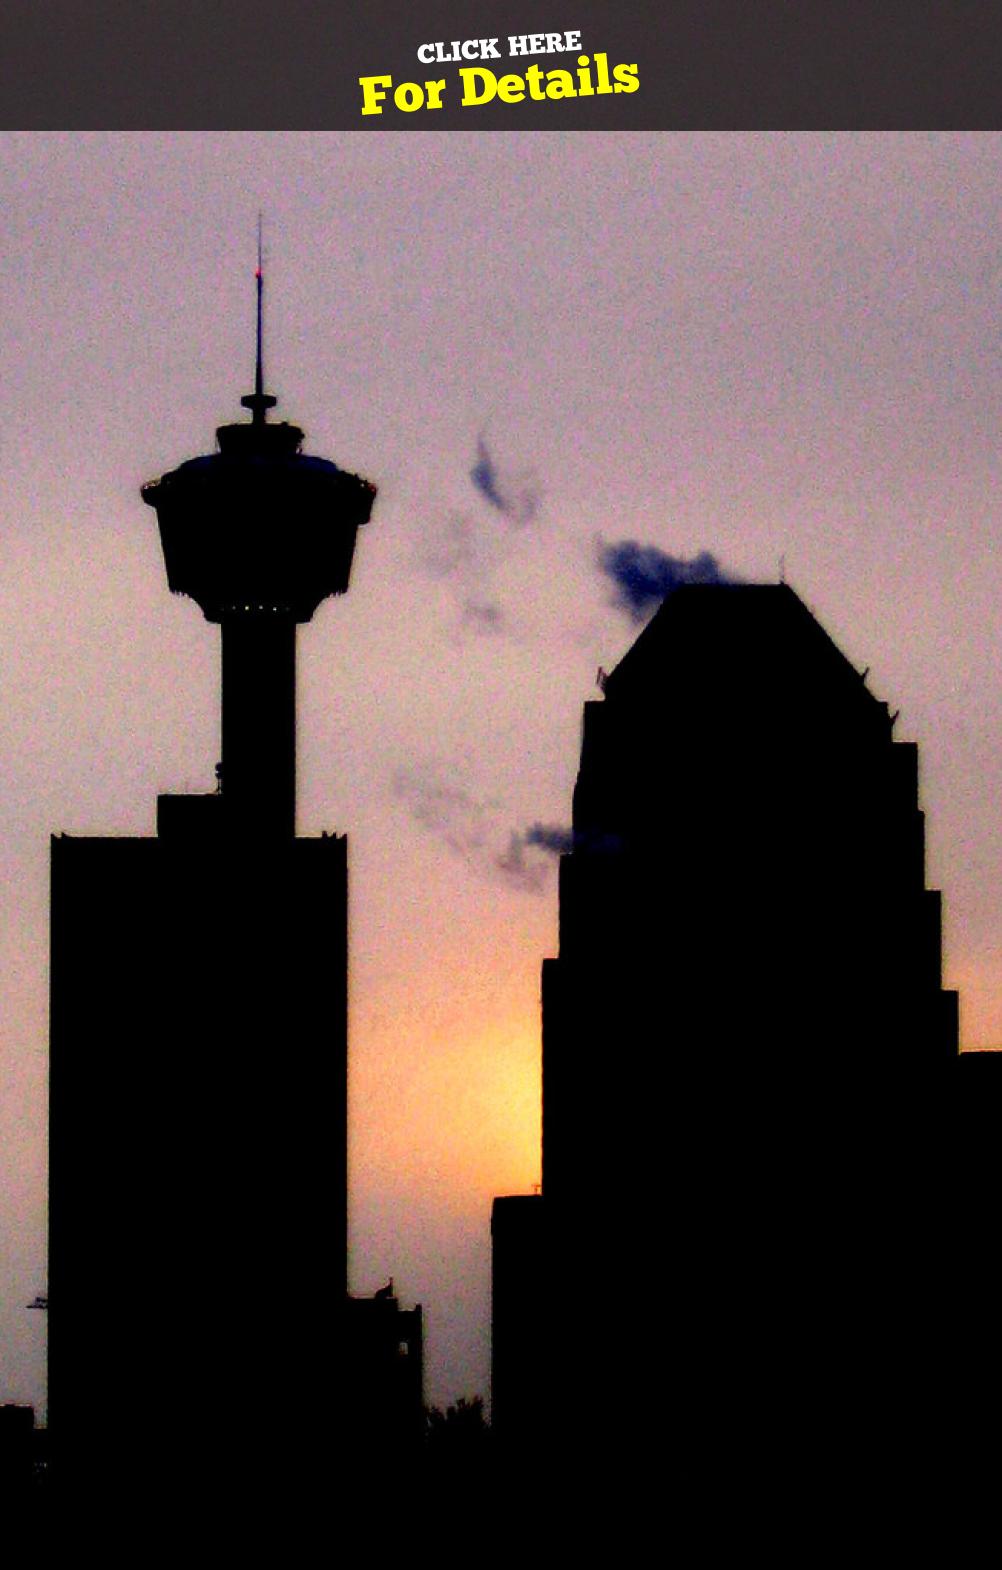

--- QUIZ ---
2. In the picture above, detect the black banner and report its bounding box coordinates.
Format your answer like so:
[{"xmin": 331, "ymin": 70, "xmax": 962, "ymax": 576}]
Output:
[{"xmin": 1, "ymin": 0, "xmax": 999, "ymax": 129}]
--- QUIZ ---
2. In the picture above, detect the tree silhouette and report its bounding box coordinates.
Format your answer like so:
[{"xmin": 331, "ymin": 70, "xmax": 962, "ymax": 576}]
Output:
[{"xmin": 425, "ymin": 1396, "xmax": 491, "ymax": 1466}]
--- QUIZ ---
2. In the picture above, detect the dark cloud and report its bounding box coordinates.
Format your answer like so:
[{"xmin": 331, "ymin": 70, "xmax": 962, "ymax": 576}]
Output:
[
  {"xmin": 493, "ymin": 821, "xmax": 574, "ymax": 893},
  {"xmin": 598, "ymin": 540, "xmax": 734, "ymax": 623},
  {"xmin": 525, "ymin": 822, "xmax": 574, "ymax": 856},
  {"xmin": 470, "ymin": 435, "xmax": 541, "ymax": 525},
  {"xmin": 503, "ymin": 822, "xmax": 629, "ymax": 886},
  {"xmin": 470, "ymin": 435, "xmax": 506, "ymax": 513}
]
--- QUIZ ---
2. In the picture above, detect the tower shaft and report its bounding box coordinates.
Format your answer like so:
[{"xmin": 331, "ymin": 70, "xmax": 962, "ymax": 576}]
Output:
[{"xmin": 221, "ymin": 611, "xmax": 296, "ymax": 835}]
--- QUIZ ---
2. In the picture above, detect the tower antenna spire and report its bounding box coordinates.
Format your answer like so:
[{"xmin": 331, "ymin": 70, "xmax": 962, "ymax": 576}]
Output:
[
  {"xmin": 242, "ymin": 212, "xmax": 277, "ymax": 424},
  {"xmin": 255, "ymin": 212, "xmax": 264, "ymax": 400}
]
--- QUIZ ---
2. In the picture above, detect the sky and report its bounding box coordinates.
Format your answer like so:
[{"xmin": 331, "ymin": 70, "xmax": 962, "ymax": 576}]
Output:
[{"xmin": 1, "ymin": 132, "xmax": 1000, "ymax": 1418}]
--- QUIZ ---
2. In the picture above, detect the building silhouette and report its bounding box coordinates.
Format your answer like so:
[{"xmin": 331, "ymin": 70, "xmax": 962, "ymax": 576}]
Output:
[
  {"xmin": 344, "ymin": 1285, "xmax": 424, "ymax": 1462},
  {"xmin": 0, "ymin": 1404, "xmax": 39, "ymax": 1502},
  {"xmin": 494, "ymin": 582, "xmax": 960, "ymax": 1495},
  {"xmin": 489, "ymin": 1194, "xmax": 544, "ymax": 1447},
  {"xmin": 48, "ymin": 283, "xmax": 379, "ymax": 1508}
]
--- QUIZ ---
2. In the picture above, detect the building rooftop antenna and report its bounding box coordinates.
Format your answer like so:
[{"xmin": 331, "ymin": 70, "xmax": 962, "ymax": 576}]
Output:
[{"xmin": 241, "ymin": 213, "xmax": 277, "ymax": 425}]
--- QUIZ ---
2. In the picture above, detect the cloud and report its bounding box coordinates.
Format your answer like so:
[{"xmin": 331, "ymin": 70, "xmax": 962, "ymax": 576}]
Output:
[
  {"xmin": 470, "ymin": 434, "xmax": 541, "ymax": 525},
  {"xmin": 598, "ymin": 540, "xmax": 734, "ymax": 623},
  {"xmin": 470, "ymin": 437, "xmax": 506, "ymax": 513},
  {"xmin": 462, "ymin": 598, "xmax": 504, "ymax": 634},
  {"xmin": 493, "ymin": 821, "xmax": 575, "ymax": 893},
  {"xmin": 501, "ymin": 823, "xmax": 627, "ymax": 888},
  {"xmin": 392, "ymin": 768, "xmax": 491, "ymax": 860},
  {"xmin": 419, "ymin": 512, "xmax": 478, "ymax": 581},
  {"xmin": 495, "ymin": 832, "xmax": 547, "ymax": 894},
  {"xmin": 394, "ymin": 769, "xmax": 570, "ymax": 895},
  {"xmin": 413, "ymin": 434, "xmax": 544, "ymax": 635},
  {"xmin": 524, "ymin": 822, "xmax": 574, "ymax": 856}
]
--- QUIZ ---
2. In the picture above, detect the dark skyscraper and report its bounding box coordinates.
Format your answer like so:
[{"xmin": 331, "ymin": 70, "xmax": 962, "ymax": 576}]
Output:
[
  {"xmin": 543, "ymin": 582, "xmax": 956, "ymax": 1203},
  {"xmin": 494, "ymin": 582, "xmax": 960, "ymax": 1491},
  {"xmin": 48, "ymin": 278, "xmax": 375, "ymax": 1506}
]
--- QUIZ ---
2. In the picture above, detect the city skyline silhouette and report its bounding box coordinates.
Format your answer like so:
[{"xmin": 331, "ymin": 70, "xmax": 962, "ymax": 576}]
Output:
[{"xmin": 1, "ymin": 133, "xmax": 1000, "ymax": 1427}]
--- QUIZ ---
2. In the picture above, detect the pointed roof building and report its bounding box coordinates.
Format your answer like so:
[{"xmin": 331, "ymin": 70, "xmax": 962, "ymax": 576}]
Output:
[{"xmin": 495, "ymin": 579, "xmax": 959, "ymax": 1500}]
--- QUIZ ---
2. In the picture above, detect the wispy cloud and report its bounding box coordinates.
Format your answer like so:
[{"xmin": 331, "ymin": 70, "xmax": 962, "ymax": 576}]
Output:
[
  {"xmin": 470, "ymin": 434, "xmax": 541, "ymax": 524},
  {"xmin": 414, "ymin": 434, "xmax": 544, "ymax": 635},
  {"xmin": 393, "ymin": 767, "xmax": 491, "ymax": 860},
  {"xmin": 495, "ymin": 831, "xmax": 547, "ymax": 894},
  {"xmin": 419, "ymin": 511, "xmax": 478, "ymax": 581},
  {"xmin": 394, "ymin": 768, "xmax": 572, "ymax": 895},
  {"xmin": 462, "ymin": 597, "xmax": 504, "ymax": 633}
]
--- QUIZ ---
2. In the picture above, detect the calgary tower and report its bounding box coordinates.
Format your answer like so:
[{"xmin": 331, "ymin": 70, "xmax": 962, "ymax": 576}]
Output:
[{"xmin": 49, "ymin": 242, "xmax": 375, "ymax": 1511}]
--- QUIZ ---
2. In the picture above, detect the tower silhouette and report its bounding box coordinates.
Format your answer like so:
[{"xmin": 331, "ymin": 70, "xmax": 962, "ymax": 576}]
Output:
[
  {"xmin": 49, "ymin": 265, "xmax": 375, "ymax": 1510},
  {"xmin": 494, "ymin": 582, "xmax": 960, "ymax": 1506}
]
